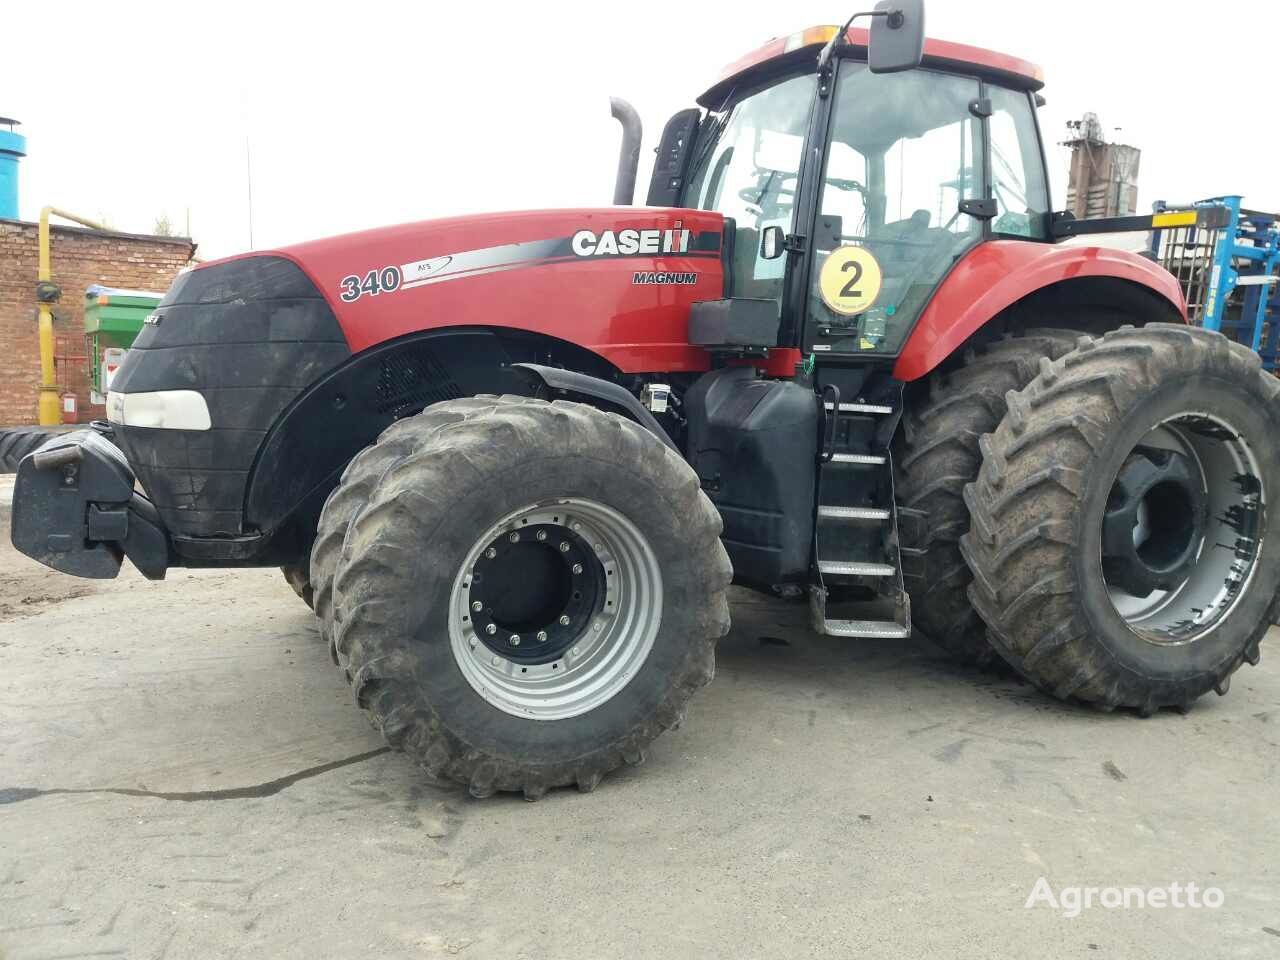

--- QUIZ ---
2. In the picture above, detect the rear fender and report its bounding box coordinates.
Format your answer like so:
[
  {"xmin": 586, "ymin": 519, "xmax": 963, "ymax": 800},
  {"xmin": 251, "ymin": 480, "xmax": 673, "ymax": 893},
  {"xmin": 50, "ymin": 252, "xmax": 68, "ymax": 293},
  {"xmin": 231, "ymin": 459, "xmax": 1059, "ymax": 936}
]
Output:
[{"xmin": 893, "ymin": 241, "xmax": 1187, "ymax": 381}]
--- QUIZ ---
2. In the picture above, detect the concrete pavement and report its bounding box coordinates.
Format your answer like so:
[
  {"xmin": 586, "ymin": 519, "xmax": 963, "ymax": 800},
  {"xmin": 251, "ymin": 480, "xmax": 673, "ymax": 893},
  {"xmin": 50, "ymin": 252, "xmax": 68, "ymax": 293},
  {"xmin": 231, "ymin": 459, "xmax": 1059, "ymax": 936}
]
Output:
[{"xmin": 1, "ymin": 475, "xmax": 1277, "ymax": 959}]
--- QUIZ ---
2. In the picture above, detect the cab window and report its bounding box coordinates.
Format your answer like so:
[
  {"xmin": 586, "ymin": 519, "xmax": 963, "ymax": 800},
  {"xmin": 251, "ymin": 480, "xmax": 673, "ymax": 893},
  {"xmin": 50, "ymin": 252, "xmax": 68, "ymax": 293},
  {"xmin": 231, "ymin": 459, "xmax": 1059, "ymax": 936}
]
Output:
[
  {"xmin": 682, "ymin": 73, "xmax": 817, "ymax": 303},
  {"xmin": 808, "ymin": 65, "xmax": 982, "ymax": 355},
  {"xmin": 987, "ymin": 85, "xmax": 1050, "ymax": 239}
]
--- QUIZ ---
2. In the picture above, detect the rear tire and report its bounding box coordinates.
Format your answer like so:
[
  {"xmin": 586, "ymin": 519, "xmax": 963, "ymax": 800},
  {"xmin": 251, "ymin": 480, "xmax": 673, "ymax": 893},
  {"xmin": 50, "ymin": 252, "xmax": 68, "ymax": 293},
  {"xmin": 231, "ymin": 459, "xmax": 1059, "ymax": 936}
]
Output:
[
  {"xmin": 961, "ymin": 326, "xmax": 1280, "ymax": 712},
  {"xmin": 328, "ymin": 396, "xmax": 731, "ymax": 797},
  {"xmin": 894, "ymin": 329, "xmax": 1078, "ymax": 666}
]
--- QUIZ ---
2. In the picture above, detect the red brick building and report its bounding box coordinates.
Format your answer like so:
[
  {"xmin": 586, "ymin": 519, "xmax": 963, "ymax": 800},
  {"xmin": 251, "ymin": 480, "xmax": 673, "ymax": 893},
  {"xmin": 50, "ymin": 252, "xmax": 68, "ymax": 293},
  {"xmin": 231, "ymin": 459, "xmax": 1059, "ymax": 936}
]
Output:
[{"xmin": 0, "ymin": 219, "xmax": 195, "ymax": 425}]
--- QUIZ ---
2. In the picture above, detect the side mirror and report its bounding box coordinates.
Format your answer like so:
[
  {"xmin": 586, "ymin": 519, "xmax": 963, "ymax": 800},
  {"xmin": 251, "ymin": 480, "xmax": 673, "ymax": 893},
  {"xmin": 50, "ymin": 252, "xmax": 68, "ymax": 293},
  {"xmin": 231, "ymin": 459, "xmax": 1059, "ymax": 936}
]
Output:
[
  {"xmin": 760, "ymin": 225, "xmax": 786, "ymax": 260},
  {"xmin": 869, "ymin": 0, "xmax": 925, "ymax": 74}
]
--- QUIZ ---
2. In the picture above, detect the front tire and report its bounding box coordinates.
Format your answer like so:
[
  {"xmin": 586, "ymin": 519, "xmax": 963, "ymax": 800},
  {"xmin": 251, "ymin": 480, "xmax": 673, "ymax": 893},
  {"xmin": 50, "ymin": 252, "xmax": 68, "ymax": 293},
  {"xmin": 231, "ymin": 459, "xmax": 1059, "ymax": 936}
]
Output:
[
  {"xmin": 329, "ymin": 396, "xmax": 731, "ymax": 797},
  {"xmin": 961, "ymin": 326, "xmax": 1280, "ymax": 712},
  {"xmin": 309, "ymin": 396, "xmax": 524, "ymax": 654}
]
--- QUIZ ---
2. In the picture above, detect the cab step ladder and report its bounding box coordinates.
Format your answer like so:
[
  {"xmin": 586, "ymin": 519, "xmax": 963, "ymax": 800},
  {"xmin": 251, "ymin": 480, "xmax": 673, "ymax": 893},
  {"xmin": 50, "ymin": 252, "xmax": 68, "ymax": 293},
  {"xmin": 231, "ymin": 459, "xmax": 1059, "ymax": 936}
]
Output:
[{"xmin": 811, "ymin": 387, "xmax": 911, "ymax": 639}]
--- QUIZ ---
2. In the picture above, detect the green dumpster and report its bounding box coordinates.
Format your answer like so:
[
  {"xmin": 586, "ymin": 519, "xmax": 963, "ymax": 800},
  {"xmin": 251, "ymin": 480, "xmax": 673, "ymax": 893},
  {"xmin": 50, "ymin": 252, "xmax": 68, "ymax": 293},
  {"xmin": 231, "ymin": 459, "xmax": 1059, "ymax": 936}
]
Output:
[{"xmin": 83, "ymin": 285, "xmax": 163, "ymax": 402}]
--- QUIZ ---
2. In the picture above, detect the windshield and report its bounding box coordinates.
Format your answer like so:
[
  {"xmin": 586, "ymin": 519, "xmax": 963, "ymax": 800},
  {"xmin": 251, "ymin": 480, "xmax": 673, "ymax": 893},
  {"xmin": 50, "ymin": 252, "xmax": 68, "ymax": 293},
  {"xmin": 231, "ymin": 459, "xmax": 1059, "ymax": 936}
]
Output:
[{"xmin": 682, "ymin": 73, "xmax": 817, "ymax": 303}]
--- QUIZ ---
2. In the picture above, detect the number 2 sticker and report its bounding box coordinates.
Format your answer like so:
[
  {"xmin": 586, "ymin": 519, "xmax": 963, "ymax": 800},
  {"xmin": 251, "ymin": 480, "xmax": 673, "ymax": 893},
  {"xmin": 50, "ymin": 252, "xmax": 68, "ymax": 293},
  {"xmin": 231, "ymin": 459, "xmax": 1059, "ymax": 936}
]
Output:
[{"xmin": 818, "ymin": 245, "xmax": 882, "ymax": 316}]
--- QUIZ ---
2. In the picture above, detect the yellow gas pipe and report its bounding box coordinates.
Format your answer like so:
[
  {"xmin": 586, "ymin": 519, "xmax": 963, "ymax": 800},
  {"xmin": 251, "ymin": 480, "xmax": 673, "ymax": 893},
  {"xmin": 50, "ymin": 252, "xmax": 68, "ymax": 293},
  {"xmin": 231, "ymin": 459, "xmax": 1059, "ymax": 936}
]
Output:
[{"xmin": 36, "ymin": 206, "xmax": 105, "ymax": 426}]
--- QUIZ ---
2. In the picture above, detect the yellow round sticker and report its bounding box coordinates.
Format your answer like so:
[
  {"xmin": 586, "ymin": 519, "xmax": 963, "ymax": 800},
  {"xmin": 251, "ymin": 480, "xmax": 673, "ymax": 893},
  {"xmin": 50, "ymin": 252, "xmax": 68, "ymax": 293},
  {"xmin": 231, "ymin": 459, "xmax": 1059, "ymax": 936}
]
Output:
[{"xmin": 818, "ymin": 246, "xmax": 883, "ymax": 316}]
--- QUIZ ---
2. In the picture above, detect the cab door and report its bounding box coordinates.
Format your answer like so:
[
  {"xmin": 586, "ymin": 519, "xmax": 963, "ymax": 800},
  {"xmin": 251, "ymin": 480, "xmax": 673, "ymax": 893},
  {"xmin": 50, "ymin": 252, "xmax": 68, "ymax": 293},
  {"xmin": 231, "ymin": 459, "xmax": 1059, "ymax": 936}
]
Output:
[{"xmin": 802, "ymin": 62, "xmax": 986, "ymax": 358}]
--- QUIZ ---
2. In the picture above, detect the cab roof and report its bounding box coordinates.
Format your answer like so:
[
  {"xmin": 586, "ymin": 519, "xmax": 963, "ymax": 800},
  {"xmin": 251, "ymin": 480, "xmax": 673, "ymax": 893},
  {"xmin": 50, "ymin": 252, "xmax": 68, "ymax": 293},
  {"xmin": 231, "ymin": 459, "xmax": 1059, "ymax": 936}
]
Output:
[{"xmin": 699, "ymin": 24, "xmax": 1044, "ymax": 108}]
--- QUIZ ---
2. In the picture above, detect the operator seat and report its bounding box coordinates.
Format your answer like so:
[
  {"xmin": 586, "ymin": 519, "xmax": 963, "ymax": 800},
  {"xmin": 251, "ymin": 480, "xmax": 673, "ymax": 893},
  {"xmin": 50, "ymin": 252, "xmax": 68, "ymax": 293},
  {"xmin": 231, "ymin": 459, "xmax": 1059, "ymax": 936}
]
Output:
[
  {"xmin": 864, "ymin": 209, "xmax": 932, "ymax": 313},
  {"xmin": 871, "ymin": 209, "xmax": 932, "ymax": 267}
]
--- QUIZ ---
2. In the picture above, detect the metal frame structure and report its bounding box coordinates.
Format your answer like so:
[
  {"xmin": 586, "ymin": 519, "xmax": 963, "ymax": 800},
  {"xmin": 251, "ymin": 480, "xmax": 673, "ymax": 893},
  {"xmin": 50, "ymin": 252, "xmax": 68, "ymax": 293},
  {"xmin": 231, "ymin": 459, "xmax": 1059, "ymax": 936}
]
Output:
[{"xmin": 1150, "ymin": 195, "xmax": 1280, "ymax": 369}]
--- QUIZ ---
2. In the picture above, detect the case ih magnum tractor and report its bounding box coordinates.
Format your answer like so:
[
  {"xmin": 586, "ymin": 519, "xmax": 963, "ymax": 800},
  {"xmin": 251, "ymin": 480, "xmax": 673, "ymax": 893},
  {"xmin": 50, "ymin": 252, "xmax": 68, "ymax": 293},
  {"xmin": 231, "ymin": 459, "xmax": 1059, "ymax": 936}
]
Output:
[{"xmin": 12, "ymin": 4, "xmax": 1278, "ymax": 798}]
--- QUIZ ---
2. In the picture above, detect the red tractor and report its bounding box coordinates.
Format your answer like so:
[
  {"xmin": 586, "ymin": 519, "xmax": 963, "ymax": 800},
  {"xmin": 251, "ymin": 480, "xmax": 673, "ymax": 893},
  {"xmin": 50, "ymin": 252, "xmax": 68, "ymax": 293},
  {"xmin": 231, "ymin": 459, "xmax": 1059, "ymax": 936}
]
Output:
[{"xmin": 13, "ymin": 4, "xmax": 1278, "ymax": 798}]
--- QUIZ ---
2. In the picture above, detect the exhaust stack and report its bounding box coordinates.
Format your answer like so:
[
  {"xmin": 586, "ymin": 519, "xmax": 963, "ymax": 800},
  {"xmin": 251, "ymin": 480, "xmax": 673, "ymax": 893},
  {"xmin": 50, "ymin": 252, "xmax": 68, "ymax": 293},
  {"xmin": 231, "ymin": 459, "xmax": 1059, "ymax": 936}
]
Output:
[{"xmin": 609, "ymin": 98, "xmax": 642, "ymax": 206}]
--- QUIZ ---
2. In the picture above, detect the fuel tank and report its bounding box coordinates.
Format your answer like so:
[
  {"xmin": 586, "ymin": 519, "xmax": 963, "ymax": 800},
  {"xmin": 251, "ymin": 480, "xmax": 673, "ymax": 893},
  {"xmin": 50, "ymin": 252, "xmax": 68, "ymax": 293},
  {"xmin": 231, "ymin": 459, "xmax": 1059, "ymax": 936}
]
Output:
[{"xmin": 684, "ymin": 367, "xmax": 819, "ymax": 590}]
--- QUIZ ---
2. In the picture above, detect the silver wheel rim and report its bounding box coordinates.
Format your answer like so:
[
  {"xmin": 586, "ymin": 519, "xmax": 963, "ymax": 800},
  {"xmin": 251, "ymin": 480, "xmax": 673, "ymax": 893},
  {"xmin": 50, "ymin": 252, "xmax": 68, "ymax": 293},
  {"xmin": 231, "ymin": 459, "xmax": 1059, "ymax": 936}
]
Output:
[
  {"xmin": 448, "ymin": 498, "xmax": 663, "ymax": 720},
  {"xmin": 1102, "ymin": 412, "xmax": 1264, "ymax": 645}
]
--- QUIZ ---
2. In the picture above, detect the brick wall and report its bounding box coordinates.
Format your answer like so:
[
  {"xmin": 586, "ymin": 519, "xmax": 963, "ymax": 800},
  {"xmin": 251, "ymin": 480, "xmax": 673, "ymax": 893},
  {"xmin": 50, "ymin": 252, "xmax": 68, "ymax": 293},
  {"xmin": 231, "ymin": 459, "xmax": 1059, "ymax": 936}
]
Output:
[{"xmin": 0, "ymin": 219, "xmax": 195, "ymax": 426}]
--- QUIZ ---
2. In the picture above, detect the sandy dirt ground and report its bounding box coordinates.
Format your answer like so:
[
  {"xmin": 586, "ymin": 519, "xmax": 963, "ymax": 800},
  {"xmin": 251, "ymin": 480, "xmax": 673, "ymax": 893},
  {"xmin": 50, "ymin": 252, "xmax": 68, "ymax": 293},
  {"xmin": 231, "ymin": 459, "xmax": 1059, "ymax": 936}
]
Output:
[{"xmin": 1, "ymin": 474, "xmax": 1277, "ymax": 959}]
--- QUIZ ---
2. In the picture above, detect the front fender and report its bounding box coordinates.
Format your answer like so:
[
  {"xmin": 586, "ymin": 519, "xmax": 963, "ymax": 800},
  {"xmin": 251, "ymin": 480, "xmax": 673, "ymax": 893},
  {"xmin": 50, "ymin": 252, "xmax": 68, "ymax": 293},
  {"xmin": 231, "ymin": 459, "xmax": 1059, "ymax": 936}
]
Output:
[{"xmin": 893, "ymin": 241, "xmax": 1187, "ymax": 381}]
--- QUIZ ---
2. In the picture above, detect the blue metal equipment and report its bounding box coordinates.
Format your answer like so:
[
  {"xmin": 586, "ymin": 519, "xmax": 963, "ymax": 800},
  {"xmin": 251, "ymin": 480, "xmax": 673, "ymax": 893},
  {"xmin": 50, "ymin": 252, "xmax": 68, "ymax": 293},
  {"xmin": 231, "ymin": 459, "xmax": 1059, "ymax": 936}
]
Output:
[
  {"xmin": 0, "ymin": 116, "xmax": 26, "ymax": 220},
  {"xmin": 1150, "ymin": 195, "xmax": 1280, "ymax": 370}
]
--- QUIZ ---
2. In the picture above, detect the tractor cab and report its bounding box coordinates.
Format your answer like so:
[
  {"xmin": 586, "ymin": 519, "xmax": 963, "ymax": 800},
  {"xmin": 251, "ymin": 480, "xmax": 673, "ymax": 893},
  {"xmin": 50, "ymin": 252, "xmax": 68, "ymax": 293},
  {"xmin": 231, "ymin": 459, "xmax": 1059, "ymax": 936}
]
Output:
[
  {"xmin": 639, "ymin": 11, "xmax": 1063, "ymax": 639},
  {"xmin": 667, "ymin": 16, "xmax": 1048, "ymax": 362}
]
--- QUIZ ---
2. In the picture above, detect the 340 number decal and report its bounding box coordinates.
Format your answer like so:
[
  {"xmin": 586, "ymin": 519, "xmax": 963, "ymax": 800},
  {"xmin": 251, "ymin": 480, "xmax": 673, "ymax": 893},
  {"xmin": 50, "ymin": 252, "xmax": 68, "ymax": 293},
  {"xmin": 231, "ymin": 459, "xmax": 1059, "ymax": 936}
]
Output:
[{"xmin": 339, "ymin": 265, "xmax": 402, "ymax": 302}]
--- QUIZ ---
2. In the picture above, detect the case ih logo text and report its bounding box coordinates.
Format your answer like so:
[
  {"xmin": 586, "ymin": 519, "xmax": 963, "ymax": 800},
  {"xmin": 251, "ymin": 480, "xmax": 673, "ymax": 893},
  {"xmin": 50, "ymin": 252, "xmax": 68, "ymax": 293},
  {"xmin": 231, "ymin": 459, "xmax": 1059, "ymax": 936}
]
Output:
[{"xmin": 572, "ymin": 223, "xmax": 691, "ymax": 257}]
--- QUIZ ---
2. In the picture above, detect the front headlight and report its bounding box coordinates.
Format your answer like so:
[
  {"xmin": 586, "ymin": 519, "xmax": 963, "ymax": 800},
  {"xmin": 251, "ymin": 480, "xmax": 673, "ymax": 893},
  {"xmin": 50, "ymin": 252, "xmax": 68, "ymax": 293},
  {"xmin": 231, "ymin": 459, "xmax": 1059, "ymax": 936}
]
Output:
[{"xmin": 106, "ymin": 390, "xmax": 212, "ymax": 431}]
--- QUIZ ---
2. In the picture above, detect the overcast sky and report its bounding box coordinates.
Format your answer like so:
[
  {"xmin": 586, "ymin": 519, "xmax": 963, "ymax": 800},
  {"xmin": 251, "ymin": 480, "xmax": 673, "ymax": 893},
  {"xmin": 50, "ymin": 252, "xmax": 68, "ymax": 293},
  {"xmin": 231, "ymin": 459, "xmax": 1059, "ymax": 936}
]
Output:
[{"xmin": 4, "ymin": 0, "xmax": 1275, "ymax": 260}]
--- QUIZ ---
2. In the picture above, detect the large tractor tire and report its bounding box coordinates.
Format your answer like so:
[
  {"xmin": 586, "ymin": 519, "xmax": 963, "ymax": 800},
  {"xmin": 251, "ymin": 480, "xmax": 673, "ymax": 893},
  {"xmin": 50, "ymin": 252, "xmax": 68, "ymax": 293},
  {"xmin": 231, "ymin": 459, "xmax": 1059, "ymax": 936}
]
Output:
[
  {"xmin": 281, "ymin": 565, "xmax": 314, "ymax": 609},
  {"xmin": 308, "ymin": 396, "xmax": 524, "ymax": 653},
  {"xmin": 895, "ymin": 329, "xmax": 1078, "ymax": 666},
  {"xmin": 325, "ymin": 396, "xmax": 731, "ymax": 798},
  {"xmin": 1, "ymin": 428, "xmax": 57, "ymax": 474},
  {"xmin": 961, "ymin": 325, "xmax": 1280, "ymax": 713}
]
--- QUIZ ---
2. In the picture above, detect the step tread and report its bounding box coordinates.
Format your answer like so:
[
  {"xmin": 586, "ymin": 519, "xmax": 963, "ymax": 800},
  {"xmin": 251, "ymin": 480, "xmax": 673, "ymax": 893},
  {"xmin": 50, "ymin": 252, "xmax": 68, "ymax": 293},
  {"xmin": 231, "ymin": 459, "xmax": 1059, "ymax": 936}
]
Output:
[
  {"xmin": 823, "ymin": 619, "xmax": 912, "ymax": 639},
  {"xmin": 818, "ymin": 505, "xmax": 892, "ymax": 521},
  {"xmin": 818, "ymin": 560, "xmax": 896, "ymax": 577},
  {"xmin": 823, "ymin": 401, "xmax": 895, "ymax": 415},
  {"xmin": 828, "ymin": 453, "xmax": 887, "ymax": 465}
]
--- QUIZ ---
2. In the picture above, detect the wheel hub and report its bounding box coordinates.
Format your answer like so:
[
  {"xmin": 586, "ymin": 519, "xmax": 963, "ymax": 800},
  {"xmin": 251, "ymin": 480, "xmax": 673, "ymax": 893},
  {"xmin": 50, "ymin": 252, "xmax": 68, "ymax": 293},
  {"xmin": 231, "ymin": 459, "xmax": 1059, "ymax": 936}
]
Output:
[
  {"xmin": 1101, "ymin": 413, "xmax": 1264, "ymax": 645},
  {"xmin": 449, "ymin": 499, "xmax": 664, "ymax": 721},
  {"xmin": 1101, "ymin": 445, "xmax": 1207, "ymax": 598},
  {"xmin": 467, "ymin": 523, "xmax": 602, "ymax": 664}
]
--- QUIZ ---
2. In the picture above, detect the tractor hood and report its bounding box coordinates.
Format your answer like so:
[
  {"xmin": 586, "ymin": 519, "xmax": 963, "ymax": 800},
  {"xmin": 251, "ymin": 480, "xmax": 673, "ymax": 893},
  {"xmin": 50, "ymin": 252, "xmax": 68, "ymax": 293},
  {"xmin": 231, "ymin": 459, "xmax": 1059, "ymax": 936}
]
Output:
[
  {"xmin": 108, "ymin": 207, "xmax": 728, "ymax": 543},
  {"xmin": 237, "ymin": 207, "xmax": 729, "ymax": 373}
]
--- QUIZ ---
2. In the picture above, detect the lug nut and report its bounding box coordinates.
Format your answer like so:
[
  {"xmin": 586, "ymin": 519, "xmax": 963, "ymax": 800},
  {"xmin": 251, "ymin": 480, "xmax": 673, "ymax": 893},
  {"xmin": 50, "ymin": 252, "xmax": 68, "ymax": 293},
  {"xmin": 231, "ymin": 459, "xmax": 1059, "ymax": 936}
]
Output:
[
  {"xmin": 509, "ymin": 635, "xmax": 521, "ymax": 646},
  {"xmin": 536, "ymin": 630, "xmax": 548, "ymax": 642},
  {"xmin": 508, "ymin": 531, "xmax": 520, "ymax": 543},
  {"xmin": 572, "ymin": 563, "xmax": 583, "ymax": 575},
  {"xmin": 559, "ymin": 614, "xmax": 571, "ymax": 626},
  {"xmin": 471, "ymin": 600, "xmax": 483, "ymax": 613},
  {"xmin": 536, "ymin": 530, "xmax": 548, "ymax": 541},
  {"xmin": 485, "ymin": 547, "xmax": 497, "ymax": 559},
  {"xmin": 485, "ymin": 623, "xmax": 497, "ymax": 636},
  {"xmin": 559, "ymin": 542, "xmax": 571, "ymax": 553}
]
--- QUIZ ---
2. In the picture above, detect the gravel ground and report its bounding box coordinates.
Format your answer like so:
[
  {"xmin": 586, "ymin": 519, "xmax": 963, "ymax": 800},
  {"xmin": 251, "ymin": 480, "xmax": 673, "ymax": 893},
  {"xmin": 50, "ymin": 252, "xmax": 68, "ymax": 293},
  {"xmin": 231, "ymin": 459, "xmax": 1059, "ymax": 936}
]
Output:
[{"xmin": 1, "ymin": 474, "xmax": 1277, "ymax": 959}]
